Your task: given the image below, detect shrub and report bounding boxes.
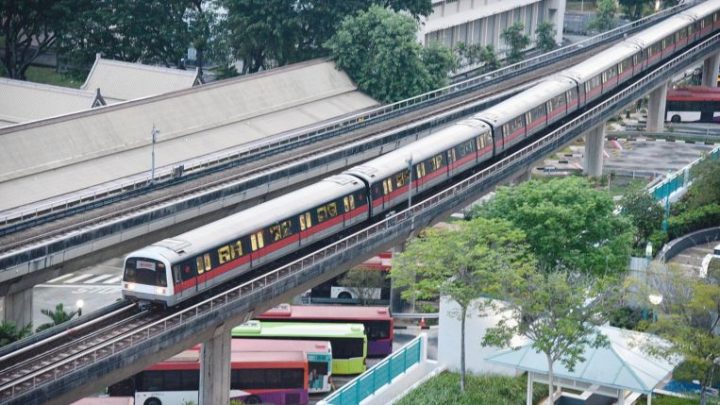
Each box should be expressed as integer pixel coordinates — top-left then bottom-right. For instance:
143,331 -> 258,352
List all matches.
667,204 -> 720,239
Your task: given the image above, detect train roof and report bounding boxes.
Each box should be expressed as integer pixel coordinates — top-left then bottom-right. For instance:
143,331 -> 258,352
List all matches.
474,76 -> 577,127
232,320 -> 366,338
230,339 -> 332,353
127,174 -> 364,261
344,119 -> 489,181
560,43 -> 640,82
258,304 -> 392,321
681,0 -> 720,20
626,14 -> 693,48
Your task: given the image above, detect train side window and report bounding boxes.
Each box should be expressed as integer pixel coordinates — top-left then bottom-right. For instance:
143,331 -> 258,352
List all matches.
383,179 -> 393,195
196,256 -> 205,274
269,224 -> 282,241
250,231 -> 265,251
327,202 -> 338,217
476,136 -> 484,150
299,212 -> 312,231
343,195 -> 355,212
218,245 -> 235,264
394,171 -> 408,188
416,162 -> 426,178
448,149 -> 456,163
173,266 -> 182,285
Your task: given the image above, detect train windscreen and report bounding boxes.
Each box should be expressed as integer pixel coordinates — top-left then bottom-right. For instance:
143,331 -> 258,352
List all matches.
124,258 -> 167,286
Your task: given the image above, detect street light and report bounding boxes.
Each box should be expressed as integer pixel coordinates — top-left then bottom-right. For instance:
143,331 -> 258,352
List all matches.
648,294 -> 663,322
76,299 -> 84,317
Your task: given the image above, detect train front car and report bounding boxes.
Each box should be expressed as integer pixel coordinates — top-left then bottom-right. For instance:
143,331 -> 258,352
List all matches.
122,174 -> 369,307
345,119 -> 490,217
122,246 -> 176,307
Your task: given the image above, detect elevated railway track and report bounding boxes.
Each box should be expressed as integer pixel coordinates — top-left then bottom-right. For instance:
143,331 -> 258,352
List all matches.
3,32 -> 717,404
0,4 -> 692,289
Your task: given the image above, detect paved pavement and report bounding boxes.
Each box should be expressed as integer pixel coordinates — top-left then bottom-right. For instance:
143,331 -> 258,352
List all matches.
668,241 -> 718,277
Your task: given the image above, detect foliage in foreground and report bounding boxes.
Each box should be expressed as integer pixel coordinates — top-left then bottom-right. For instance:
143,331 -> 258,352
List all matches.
0,321 -> 32,348
395,372 -> 546,405
36,303 -> 77,333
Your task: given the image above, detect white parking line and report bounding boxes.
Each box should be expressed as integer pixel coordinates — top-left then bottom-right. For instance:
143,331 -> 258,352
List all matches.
47,273 -> 75,283
103,276 -> 122,284
63,274 -> 95,284
83,274 -> 115,284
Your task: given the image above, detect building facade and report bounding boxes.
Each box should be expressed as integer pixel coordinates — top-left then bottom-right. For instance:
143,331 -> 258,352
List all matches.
418,0 -> 566,55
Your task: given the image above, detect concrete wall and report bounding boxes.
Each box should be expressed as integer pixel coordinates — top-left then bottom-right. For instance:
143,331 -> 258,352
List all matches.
438,297 -> 525,376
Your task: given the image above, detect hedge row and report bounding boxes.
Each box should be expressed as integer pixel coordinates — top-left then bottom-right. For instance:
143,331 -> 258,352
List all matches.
667,203 -> 720,240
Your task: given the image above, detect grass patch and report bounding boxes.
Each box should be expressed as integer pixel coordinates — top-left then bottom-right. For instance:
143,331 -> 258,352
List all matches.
395,372 -> 547,405
23,66 -> 83,88
650,394 -> 702,405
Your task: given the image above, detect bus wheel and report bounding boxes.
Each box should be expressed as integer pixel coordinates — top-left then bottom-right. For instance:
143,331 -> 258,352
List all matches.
244,396 -> 262,404
671,114 -> 681,123
144,398 -> 162,405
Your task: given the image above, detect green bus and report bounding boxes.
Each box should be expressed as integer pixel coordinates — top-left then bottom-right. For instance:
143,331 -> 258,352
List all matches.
232,320 -> 367,375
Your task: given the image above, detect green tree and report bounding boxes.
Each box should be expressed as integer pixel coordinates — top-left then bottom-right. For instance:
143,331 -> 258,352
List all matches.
60,0 -> 194,74
685,158 -> 720,210
468,177 -> 634,276
421,41 -> 458,88
620,189 -> 664,248
636,264 -> 720,405
619,0 -> 653,21
480,45 -> 500,72
589,0 -> 618,32
325,6 -> 454,103
535,21 -> 557,53
338,267 -> 388,305
0,0 -> 86,79
393,218 -> 535,392
501,22 -> 530,64
0,321 -> 32,347
36,303 -> 77,333
483,271 -> 612,403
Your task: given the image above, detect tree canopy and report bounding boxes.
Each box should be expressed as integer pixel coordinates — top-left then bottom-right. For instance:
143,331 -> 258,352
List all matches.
338,267 -> 387,305
619,0 -> 654,21
589,0 -> 618,32
620,188 -> 664,248
393,217 -> 535,392
535,22 -> 557,53
469,177 -> 634,275
685,158 -> 720,210
325,5 -> 456,103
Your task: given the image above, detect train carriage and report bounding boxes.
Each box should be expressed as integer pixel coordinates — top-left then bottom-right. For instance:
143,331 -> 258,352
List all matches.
626,15 -> 694,71
683,0 -> 720,38
344,119 -> 491,217
122,175 -> 368,307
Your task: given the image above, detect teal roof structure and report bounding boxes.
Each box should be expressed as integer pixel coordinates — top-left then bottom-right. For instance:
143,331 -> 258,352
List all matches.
486,326 -> 678,394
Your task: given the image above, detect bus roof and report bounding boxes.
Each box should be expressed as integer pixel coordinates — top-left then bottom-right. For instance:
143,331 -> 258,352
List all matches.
667,86 -> 720,102
231,338 -> 331,353
232,320 -> 366,338
258,304 -> 392,321
147,349 -> 307,371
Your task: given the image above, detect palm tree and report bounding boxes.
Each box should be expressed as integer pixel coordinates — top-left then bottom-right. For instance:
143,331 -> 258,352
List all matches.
0,321 -> 32,347
36,303 -> 77,333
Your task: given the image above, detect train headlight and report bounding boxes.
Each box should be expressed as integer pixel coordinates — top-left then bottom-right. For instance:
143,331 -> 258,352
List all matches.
125,283 -> 135,290
156,287 -> 167,295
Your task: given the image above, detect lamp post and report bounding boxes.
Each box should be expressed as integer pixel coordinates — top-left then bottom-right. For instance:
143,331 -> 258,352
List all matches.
76,299 -> 84,317
151,124 -> 160,184
648,294 -> 663,322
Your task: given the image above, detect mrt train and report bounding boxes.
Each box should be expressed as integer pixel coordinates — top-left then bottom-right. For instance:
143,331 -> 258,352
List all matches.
122,0 -> 720,307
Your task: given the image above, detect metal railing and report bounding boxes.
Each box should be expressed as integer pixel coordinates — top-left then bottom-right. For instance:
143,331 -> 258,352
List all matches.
648,145 -> 720,202
0,2 -> 692,231
319,335 -> 424,405
2,26 -> 718,405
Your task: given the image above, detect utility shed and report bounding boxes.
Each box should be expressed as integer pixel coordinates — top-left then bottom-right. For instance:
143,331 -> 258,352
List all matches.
487,326 -> 678,405
0,59 -> 378,212
81,54 -> 201,102
0,78 -> 105,128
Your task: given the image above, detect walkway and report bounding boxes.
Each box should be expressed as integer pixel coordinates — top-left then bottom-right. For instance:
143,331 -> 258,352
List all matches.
362,360 -> 444,405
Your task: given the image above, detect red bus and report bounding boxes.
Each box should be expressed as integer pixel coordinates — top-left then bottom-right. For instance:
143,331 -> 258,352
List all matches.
665,86 -> 720,123
257,304 -> 394,357
206,339 -> 333,393
132,349 -> 308,405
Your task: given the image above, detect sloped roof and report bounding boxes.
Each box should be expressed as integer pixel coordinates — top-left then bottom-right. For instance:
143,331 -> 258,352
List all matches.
0,78 -> 102,128
81,55 -> 199,101
486,326 -> 677,394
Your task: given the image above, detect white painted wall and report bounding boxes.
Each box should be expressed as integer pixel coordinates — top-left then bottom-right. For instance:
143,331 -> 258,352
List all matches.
438,296 -> 526,376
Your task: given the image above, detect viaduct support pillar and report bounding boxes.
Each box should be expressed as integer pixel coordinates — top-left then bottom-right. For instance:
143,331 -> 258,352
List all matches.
200,326 -> 231,405
702,51 -> 720,88
646,81 -> 668,133
583,124 -> 605,178
3,289 -> 33,329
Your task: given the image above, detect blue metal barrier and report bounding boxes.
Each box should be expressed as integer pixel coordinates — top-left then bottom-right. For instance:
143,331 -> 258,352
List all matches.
649,145 -> 720,202
321,335 -> 424,405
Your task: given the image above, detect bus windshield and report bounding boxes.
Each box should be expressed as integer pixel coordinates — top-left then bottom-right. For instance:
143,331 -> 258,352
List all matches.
123,258 -> 167,287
